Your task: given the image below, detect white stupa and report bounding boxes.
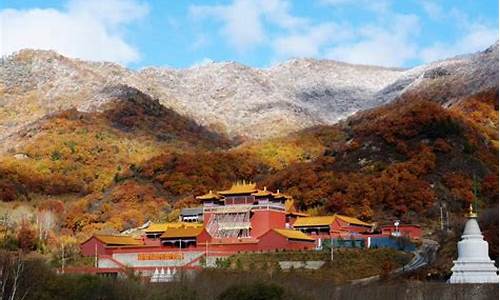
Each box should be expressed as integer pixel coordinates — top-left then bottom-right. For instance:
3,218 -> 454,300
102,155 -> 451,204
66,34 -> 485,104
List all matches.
449,204 -> 498,283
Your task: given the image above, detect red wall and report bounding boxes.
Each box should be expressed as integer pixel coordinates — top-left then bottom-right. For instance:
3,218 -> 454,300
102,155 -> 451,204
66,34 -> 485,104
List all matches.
197,229 -> 212,244
203,211 -> 213,225
80,237 -> 107,256
258,230 -> 314,251
204,230 -> 314,253
251,210 -> 286,238
205,241 -> 259,253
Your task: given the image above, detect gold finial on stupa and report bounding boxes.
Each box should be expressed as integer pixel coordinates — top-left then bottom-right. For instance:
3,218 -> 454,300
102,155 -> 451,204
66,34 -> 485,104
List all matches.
466,203 -> 477,218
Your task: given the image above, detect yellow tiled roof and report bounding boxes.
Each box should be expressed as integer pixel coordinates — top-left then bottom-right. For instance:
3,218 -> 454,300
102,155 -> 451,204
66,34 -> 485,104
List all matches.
335,214 -> 374,227
160,227 -> 204,239
196,190 -> 221,200
293,214 -> 374,228
219,181 -> 257,195
252,187 -> 272,197
95,235 -> 143,246
293,216 -> 336,227
273,229 -> 315,241
145,222 -> 203,233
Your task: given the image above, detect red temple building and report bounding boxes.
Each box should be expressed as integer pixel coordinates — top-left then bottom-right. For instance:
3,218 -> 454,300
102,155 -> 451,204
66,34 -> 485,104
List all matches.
292,214 -> 375,238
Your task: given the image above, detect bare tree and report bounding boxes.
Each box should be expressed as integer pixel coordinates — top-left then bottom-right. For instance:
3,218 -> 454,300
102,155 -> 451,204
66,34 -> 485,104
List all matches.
36,210 -> 55,241
0,252 -> 29,300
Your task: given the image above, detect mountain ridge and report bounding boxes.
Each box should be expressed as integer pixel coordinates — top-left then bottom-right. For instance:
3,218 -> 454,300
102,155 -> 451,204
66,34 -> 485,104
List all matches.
0,43 -> 498,141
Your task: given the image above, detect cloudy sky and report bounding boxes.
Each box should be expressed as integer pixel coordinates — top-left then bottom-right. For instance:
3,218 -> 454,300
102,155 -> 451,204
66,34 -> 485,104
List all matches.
0,0 -> 498,69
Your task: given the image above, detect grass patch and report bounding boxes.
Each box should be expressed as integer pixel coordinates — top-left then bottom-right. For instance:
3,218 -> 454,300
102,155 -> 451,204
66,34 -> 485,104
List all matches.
222,248 -> 413,284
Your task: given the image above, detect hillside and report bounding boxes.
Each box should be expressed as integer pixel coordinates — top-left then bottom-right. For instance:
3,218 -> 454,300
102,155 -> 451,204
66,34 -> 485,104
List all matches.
0,86 -> 230,203
0,44 -> 498,279
1,43 -> 497,140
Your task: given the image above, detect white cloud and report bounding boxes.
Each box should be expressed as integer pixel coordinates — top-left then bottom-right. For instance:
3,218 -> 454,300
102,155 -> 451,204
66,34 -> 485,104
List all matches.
189,0 -> 420,66
420,23 -> 498,63
189,0 -> 496,67
326,14 -> 420,67
421,1 -> 443,20
0,0 -> 148,65
190,0 -> 266,53
320,0 -> 392,13
259,0 -> 308,30
272,23 -> 351,59
189,0 -> 308,53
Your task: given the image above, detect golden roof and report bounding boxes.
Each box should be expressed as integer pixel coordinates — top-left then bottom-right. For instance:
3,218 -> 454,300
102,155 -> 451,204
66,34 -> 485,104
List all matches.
145,222 -> 203,233
293,214 -> 374,228
160,227 -> 204,239
252,186 -> 272,197
196,190 -> 221,200
273,229 -> 315,241
293,216 -> 336,227
335,214 -> 374,227
218,181 -> 257,195
94,235 -> 143,246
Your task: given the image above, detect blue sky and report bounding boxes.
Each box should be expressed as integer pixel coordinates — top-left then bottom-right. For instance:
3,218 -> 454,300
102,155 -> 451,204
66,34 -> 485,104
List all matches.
1,0 -> 498,69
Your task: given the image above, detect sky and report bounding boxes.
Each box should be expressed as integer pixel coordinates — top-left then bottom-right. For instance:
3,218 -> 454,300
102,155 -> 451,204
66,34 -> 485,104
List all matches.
0,0 -> 498,69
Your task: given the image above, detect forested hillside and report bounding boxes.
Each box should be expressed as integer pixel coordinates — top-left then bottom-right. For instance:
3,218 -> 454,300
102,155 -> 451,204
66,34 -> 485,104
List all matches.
0,47 -> 498,278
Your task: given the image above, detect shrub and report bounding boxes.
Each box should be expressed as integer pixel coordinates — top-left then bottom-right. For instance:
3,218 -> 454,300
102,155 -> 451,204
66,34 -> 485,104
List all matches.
218,282 -> 284,300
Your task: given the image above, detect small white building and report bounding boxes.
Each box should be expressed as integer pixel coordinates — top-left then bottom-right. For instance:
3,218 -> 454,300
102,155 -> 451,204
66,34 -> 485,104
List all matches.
180,207 -> 203,223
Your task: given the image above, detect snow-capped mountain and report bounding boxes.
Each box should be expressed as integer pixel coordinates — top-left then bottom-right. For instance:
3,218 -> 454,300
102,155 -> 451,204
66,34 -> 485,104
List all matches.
0,42 -> 497,140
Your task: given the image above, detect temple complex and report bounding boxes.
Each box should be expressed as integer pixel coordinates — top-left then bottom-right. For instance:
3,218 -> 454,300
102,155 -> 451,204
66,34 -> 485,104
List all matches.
77,181 -> 422,281
449,205 -> 499,284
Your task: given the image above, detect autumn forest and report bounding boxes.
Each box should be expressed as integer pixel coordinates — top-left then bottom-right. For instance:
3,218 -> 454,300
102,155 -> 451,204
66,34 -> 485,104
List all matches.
0,84 -> 498,277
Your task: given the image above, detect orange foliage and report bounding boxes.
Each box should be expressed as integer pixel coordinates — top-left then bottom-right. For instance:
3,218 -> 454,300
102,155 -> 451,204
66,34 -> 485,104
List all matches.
433,138 -> 452,153
138,151 -> 268,199
37,199 -> 65,214
353,100 -> 461,144
481,174 -> 499,204
64,181 -> 168,234
443,172 -> 474,204
17,221 -> 37,252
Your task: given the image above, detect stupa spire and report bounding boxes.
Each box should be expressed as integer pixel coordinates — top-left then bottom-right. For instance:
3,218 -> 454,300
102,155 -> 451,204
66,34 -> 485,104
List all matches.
465,203 -> 477,219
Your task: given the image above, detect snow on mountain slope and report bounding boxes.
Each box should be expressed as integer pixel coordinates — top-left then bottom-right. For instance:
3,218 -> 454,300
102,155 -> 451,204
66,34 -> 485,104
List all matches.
0,43 -> 497,141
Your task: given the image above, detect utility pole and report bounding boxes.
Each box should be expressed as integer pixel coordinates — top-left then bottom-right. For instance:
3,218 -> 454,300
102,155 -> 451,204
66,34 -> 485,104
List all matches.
330,232 -> 333,262
61,243 -> 65,274
439,205 -> 444,231
95,243 -> 98,269
205,240 -> 209,268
